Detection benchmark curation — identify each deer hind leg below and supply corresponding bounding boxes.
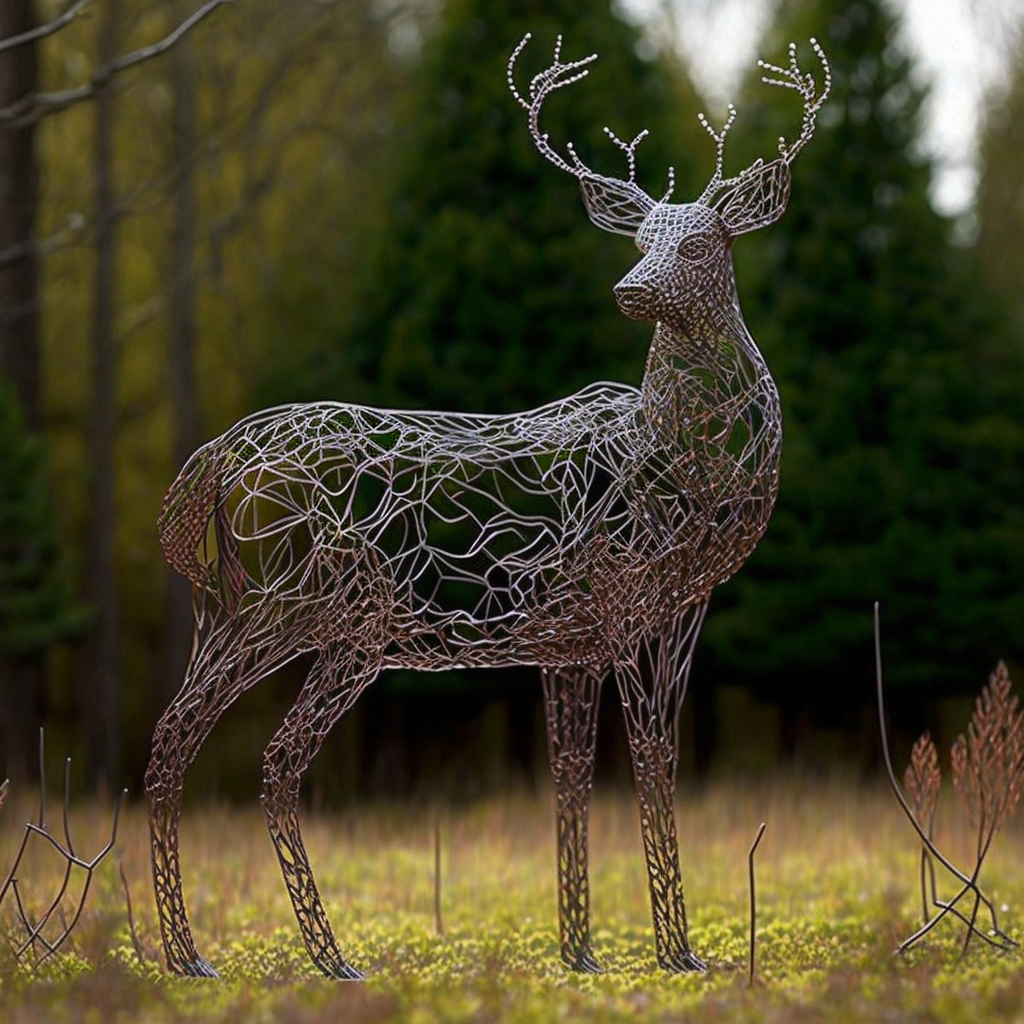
[615,603,709,973]
[146,608,299,977]
[541,666,604,973]
[261,647,379,980]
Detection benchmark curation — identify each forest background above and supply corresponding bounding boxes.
[0,0,1022,801]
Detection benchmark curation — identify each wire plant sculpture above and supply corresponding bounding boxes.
[147,33,830,978]
[876,609,1022,955]
[0,733,125,966]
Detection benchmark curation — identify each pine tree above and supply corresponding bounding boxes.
[0,381,90,776]
[249,1,709,730]
[259,0,708,414]
[700,0,1024,721]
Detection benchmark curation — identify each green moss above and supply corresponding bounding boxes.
[2,785,1023,1022]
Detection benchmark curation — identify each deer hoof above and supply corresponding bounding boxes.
[314,955,364,981]
[176,955,220,978]
[567,948,605,974]
[658,949,706,973]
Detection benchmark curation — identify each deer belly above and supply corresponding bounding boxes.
[377,548,615,669]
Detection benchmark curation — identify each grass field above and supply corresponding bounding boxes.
[2,777,1023,1022]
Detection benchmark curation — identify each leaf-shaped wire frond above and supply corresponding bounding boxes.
[951,732,979,831]
[952,661,1024,853]
[904,731,941,835]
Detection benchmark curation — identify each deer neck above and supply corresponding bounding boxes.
[639,305,780,455]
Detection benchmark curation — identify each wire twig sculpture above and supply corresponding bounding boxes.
[0,732,125,966]
[875,605,1019,955]
[147,33,830,978]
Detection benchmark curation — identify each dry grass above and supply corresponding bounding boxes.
[2,776,1023,1022]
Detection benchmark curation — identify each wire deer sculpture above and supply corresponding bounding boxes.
[146,33,829,978]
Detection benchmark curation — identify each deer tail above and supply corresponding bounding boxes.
[158,445,247,610]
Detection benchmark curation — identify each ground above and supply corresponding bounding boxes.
[1,778,1022,1022]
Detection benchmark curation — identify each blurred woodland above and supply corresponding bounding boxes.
[0,0,1022,798]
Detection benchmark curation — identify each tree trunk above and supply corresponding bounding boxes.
[0,0,40,424]
[83,0,122,790]
[0,0,45,777]
[160,9,201,719]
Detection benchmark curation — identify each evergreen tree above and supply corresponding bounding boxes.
[260,0,708,414]
[251,0,709,721]
[701,0,1024,721]
[0,381,90,776]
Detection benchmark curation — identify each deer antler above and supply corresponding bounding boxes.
[759,37,832,165]
[696,104,748,206]
[697,38,831,206]
[507,33,596,177]
[508,34,671,202]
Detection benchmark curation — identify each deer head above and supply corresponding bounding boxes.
[508,35,831,336]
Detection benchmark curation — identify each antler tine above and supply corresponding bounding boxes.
[600,127,648,184]
[594,126,673,201]
[758,37,832,164]
[696,104,754,205]
[506,32,533,109]
[507,33,597,111]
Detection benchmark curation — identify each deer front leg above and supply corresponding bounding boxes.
[615,605,708,972]
[146,616,260,978]
[148,785,218,977]
[261,648,378,980]
[541,666,603,972]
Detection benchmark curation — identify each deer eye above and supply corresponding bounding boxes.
[678,233,713,262]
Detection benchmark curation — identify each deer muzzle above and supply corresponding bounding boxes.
[613,281,655,322]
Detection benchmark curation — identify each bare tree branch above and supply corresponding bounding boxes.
[105,0,234,78]
[0,0,90,56]
[0,0,234,126]
[0,215,87,270]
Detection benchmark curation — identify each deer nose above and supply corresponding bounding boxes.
[613,281,654,321]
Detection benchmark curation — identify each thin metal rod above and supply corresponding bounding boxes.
[37,727,46,829]
[433,818,444,937]
[748,822,766,988]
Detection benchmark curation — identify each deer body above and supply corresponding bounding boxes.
[147,34,828,978]
[162,288,776,670]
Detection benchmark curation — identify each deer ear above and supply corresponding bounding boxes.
[713,159,791,236]
[579,175,656,237]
